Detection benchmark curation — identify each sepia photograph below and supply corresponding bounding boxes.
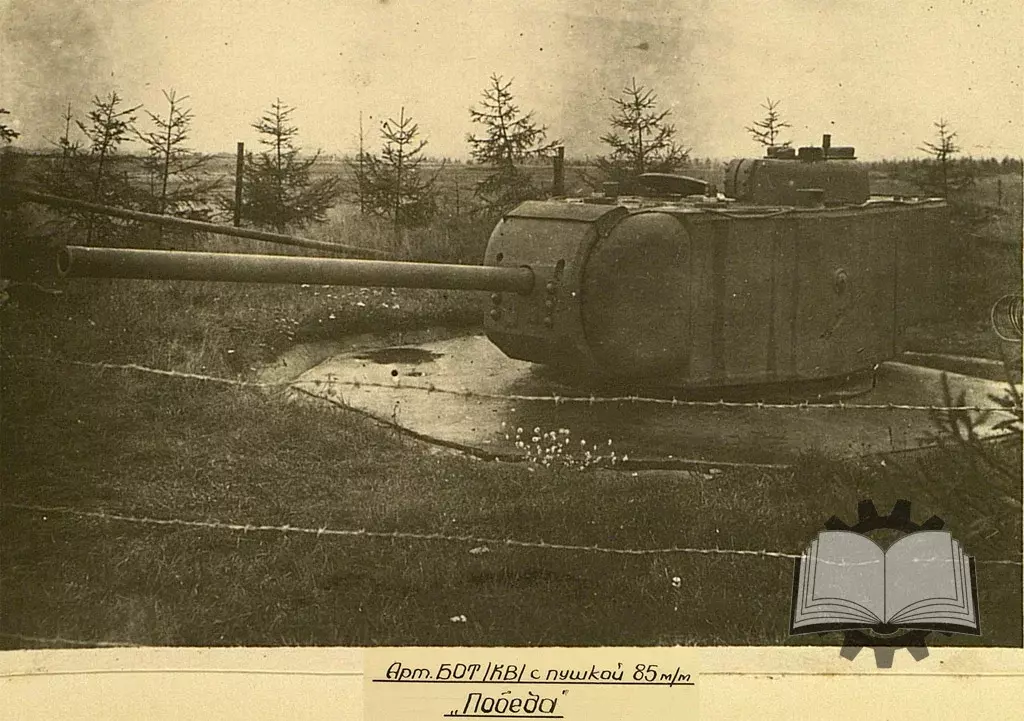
[1,0,1021,672]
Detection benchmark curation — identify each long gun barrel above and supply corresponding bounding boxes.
[58,245,535,294]
[11,188,389,258]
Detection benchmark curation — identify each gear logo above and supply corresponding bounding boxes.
[790,499,980,668]
[826,500,944,667]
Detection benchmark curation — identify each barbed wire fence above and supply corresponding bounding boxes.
[3,497,1021,649]
[8,352,1023,414]
[2,351,1021,648]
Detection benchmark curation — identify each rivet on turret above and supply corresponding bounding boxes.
[491,293,502,305]
[545,282,556,294]
[489,308,501,320]
[544,299,554,310]
[543,316,553,328]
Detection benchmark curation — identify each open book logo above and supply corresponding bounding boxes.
[790,500,980,667]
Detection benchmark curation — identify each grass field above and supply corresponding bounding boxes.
[1,157,1021,649]
[2,343,1020,647]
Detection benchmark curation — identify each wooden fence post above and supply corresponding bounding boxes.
[234,142,244,227]
[552,145,565,197]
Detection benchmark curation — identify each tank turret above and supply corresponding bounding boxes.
[17,137,955,390]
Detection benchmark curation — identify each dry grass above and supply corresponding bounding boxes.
[2,354,1019,647]
[0,160,1020,649]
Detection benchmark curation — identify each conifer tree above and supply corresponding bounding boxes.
[54,103,81,171]
[467,74,557,210]
[76,91,141,206]
[356,107,438,230]
[136,89,219,219]
[35,103,88,199]
[745,97,792,150]
[919,119,967,197]
[68,92,143,241]
[597,78,688,184]
[232,99,340,232]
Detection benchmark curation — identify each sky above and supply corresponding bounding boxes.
[1,0,1021,160]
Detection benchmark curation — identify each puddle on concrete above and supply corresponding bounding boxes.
[289,333,1022,467]
[255,327,467,386]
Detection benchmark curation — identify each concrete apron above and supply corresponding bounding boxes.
[289,334,1021,468]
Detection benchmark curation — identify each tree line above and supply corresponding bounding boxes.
[1,82,1015,236]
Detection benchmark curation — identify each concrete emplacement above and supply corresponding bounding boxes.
[287,333,1022,468]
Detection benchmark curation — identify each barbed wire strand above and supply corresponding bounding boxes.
[6,503,1020,566]
[7,354,1021,414]
[6,502,801,559]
